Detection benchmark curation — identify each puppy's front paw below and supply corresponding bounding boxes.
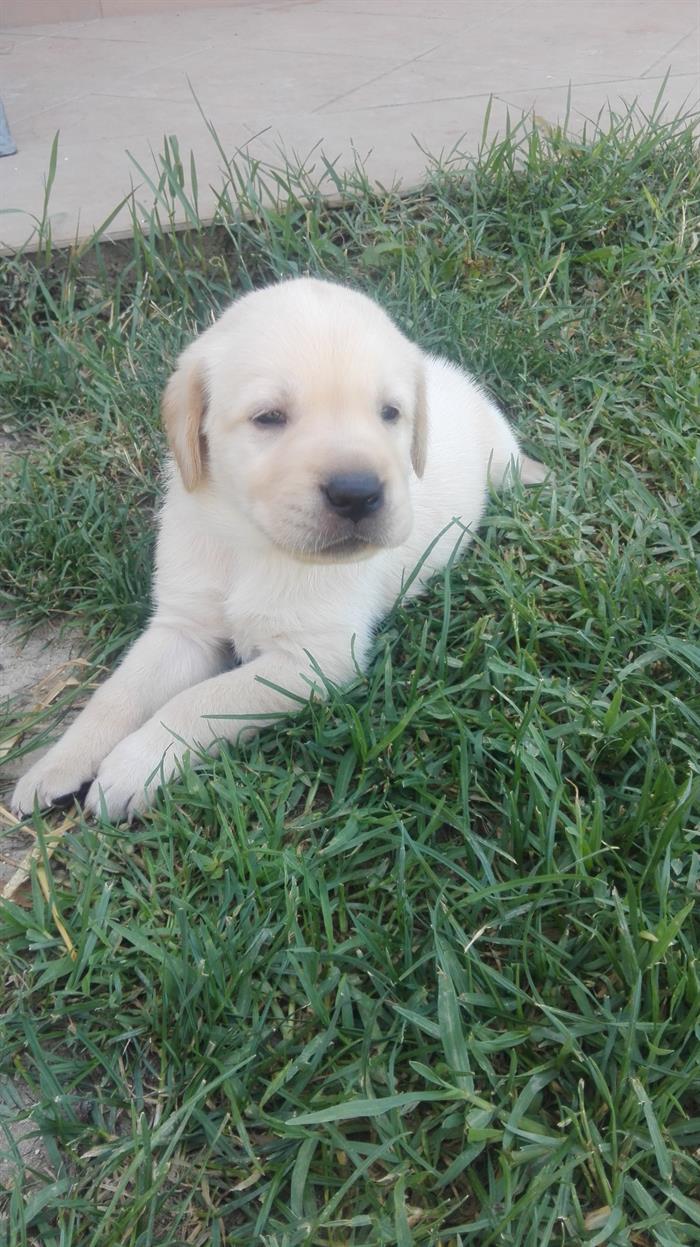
[11,748,96,816]
[84,725,181,823]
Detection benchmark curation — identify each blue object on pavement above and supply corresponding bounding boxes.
[0,100,17,156]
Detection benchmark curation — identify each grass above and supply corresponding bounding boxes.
[0,99,699,1245]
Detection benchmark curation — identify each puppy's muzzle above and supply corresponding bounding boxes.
[322,471,384,523]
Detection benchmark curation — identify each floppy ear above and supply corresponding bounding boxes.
[161,346,209,491]
[411,366,428,477]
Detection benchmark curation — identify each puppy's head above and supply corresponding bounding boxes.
[162,278,427,562]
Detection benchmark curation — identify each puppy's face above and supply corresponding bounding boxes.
[163,279,427,563]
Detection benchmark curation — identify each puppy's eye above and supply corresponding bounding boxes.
[252,410,287,428]
[381,404,400,423]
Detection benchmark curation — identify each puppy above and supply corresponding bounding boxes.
[12,278,545,821]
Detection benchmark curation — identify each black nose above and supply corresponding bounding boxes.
[322,472,384,523]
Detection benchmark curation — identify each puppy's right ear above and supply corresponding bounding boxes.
[411,364,428,478]
[161,346,209,491]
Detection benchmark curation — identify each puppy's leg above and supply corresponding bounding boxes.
[11,622,225,815]
[518,454,549,485]
[85,634,359,822]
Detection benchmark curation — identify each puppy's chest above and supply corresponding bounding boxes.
[222,560,381,663]
[223,574,318,662]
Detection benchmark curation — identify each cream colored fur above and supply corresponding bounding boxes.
[12,277,544,821]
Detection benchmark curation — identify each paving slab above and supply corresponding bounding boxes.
[0,0,697,252]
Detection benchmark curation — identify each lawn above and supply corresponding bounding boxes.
[0,102,699,1245]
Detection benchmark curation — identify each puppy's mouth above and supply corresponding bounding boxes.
[290,533,379,564]
[252,497,412,564]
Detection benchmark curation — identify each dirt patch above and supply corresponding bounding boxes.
[0,423,24,474]
[0,620,84,709]
[0,629,87,1193]
[0,1078,55,1191]
[0,620,87,886]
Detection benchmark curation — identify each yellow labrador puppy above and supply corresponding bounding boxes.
[13,278,545,821]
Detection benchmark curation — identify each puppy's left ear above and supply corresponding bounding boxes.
[411,366,428,477]
[161,343,209,492]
